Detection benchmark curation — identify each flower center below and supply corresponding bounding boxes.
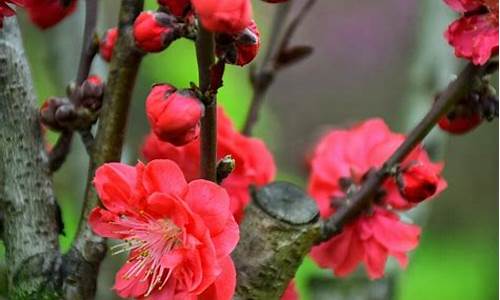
[110,214,183,296]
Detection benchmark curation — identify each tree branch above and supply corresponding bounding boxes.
[63,1,144,298]
[0,17,61,299]
[49,0,99,173]
[319,62,494,241]
[196,24,217,182]
[242,0,316,136]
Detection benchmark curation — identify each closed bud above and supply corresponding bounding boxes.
[133,11,179,53]
[79,75,105,112]
[396,163,439,203]
[191,0,252,33]
[438,91,483,134]
[216,155,236,184]
[146,84,204,146]
[157,0,191,17]
[25,0,77,29]
[216,20,260,66]
[100,27,118,62]
[40,97,76,131]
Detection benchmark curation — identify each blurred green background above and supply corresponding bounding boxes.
[8,0,499,299]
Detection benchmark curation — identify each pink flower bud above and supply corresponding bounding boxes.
[397,163,439,203]
[191,0,252,33]
[146,84,204,146]
[133,11,179,53]
[216,20,260,66]
[100,27,118,62]
[25,0,77,29]
[157,0,191,17]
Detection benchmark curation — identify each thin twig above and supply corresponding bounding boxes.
[48,0,99,172]
[196,24,217,182]
[79,128,94,155]
[242,0,316,136]
[318,62,493,242]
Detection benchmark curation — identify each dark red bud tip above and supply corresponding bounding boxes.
[133,11,179,53]
[100,27,118,62]
[438,113,482,134]
[215,20,260,66]
[145,84,204,146]
[157,0,191,17]
[40,97,76,131]
[79,75,105,112]
[396,163,439,203]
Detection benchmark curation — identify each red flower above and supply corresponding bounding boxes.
[191,0,252,33]
[396,163,440,203]
[308,119,447,279]
[24,0,77,29]
[100,27,118,62]
[158,0,191,17]
[89,159,239,300]
[133,11,179,53]
[216,20,260,66]
[281,282,298,300]
[142,107,276,223]
[146,84,204,146]
[444,0,499,65]
[0,0,23,28]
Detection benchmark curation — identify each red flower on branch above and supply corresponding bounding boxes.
[89,159,239,300]
[216,20,261,66]
[308,119,447,279]
[0,0,22,28]
[142,107,276,223]
[133,11,180,53]
[191,0,252,33]
[24,0,77,29]
[444,0,499,65]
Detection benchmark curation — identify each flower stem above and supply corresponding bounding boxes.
[196,24,217,182]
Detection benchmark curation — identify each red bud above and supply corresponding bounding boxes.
[397,163,439,203]
[25,0,77,29]
[100,27,118,62]
[133,11,179,53]
[146,84,204,146]
[216,20,260,66]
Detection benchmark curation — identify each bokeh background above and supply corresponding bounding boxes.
[6,0,499,299]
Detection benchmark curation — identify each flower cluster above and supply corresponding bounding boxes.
[89,159,239,299]
[308,119,447,279]
[142,107,276,223]
[444,0,499,65]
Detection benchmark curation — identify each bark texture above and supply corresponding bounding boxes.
[233,182,321,300]
[0,18,61,299]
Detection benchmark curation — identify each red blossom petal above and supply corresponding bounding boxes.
[114,260,150,298]
[197,256,236,300]
[445,14,499,65]
[363,238,388,280]
[142,159,188,197]
[88,208,127,239]
[93,163,137,213]
[371,210,421,253]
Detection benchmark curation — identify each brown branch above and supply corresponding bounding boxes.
[196,24,217,182]
[63,1,145,298]
[242,0,316,136]
[48,0,99,173]
[319,62,494,241]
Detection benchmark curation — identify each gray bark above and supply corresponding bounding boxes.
[233,182,321,299]
[0,18,61,299]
